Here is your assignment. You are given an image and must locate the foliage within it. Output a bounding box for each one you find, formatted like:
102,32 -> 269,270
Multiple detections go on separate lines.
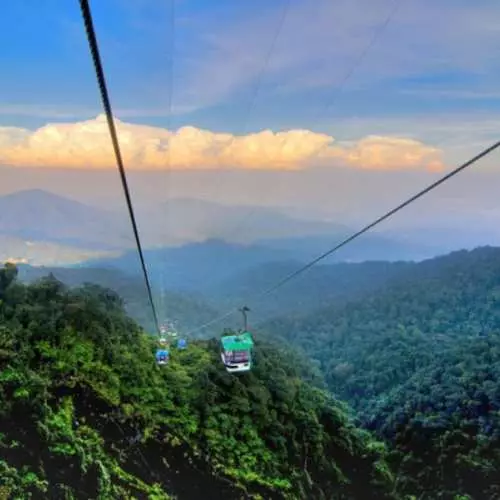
17,264 -> 220,336
208,259 -> 413,321
263,246 -> 500,499
363,333 -> 500,499
0,262 -> 395,499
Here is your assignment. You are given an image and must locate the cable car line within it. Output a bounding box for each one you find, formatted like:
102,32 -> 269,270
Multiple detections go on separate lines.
79,0 -> 161,336
186,136 -> 500,336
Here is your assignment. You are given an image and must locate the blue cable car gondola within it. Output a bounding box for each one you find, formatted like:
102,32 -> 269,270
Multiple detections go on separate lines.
156,349 -> 169,365
177,338 -> 187,349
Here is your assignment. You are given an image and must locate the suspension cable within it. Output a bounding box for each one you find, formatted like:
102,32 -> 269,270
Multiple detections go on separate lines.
79,0 -> 161,335
186,137 -> 500,335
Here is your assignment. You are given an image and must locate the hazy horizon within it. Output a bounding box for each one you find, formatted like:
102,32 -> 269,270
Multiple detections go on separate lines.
1,165 -> 499,234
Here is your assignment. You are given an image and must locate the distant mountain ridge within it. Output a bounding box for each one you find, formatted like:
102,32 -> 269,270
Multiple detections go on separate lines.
1,189 -> 353,249
144,197 -> 352,244
257,233 -> 440,262
0,189 -> 130,250
84,239 -> 296,291
0,189 -> 445,265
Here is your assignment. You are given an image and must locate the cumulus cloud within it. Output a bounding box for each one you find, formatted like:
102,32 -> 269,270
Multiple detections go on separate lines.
0,115 -> 444,171
326,136 -> 445,171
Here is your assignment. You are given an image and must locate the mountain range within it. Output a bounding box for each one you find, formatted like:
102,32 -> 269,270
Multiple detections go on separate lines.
0,188 -> 469,268
4,240 -> 500,498
0,189 -> 353,249
0,189 -> 129,250
16,250 -> 418,333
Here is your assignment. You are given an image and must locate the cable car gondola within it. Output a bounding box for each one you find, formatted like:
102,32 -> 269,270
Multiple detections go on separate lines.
156,349 -> 169,365
220,331 -> 254,373
220,306 -> 254,373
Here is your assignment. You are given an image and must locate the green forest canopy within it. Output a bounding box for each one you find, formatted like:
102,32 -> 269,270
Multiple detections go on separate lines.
262,246 -> 500,499
4,246 -> 500,498
0,262 -> 395,499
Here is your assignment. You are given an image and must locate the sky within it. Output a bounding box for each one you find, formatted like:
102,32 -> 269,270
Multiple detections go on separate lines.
1,0 -> 500,235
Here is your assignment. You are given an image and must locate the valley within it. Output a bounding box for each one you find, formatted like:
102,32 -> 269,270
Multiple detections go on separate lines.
2,187 -> 500,499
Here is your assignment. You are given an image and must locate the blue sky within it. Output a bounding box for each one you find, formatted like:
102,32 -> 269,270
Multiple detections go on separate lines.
1,0 -> 500,194
2,0 -> 500,139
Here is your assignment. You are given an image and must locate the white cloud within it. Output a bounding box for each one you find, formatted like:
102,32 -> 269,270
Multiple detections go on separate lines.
0,115 -> 444,171
326,135 -> 444,171
323,113 -> 500,168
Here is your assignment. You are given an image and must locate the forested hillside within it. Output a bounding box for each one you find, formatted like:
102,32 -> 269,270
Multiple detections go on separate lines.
0,263 -> 396,499
17,264 -> 220,336
264,247 -> 500,405
209,259 -> 413,319
364,333 -> 500,499
263,246 -> 500,499
17,257 -> 415,331
5,246 -> 500,499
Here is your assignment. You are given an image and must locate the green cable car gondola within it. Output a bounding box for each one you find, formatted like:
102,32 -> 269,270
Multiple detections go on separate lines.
220,331 -> 254,373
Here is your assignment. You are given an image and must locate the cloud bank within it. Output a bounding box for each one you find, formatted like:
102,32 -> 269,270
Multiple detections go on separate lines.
0,115 -> 444,171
